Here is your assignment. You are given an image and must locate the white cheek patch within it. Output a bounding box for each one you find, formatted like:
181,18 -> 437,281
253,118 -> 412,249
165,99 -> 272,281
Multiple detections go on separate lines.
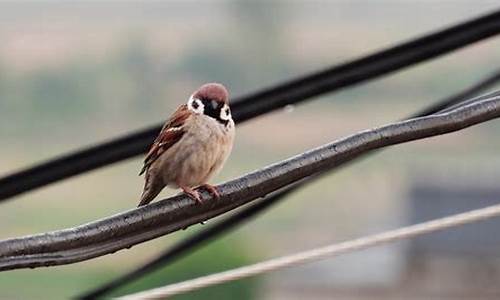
219,104 -> 231,121
187,96 -> 204,114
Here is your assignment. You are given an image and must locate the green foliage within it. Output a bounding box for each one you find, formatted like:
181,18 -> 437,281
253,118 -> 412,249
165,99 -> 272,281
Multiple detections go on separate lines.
23,68 -> 98,116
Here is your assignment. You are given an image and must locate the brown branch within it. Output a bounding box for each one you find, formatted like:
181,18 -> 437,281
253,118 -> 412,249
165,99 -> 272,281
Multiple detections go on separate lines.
1,93 -> 500,271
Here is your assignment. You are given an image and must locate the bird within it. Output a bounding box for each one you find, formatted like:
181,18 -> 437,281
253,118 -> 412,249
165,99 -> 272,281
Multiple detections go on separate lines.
137,83 -> 235,207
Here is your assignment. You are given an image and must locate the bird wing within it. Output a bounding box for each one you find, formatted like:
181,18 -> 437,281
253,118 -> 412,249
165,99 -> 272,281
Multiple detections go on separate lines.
139,104 -> 190,175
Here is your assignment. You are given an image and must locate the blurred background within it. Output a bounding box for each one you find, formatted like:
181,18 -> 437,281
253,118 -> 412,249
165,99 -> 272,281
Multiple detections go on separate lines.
1,1 -> 500,299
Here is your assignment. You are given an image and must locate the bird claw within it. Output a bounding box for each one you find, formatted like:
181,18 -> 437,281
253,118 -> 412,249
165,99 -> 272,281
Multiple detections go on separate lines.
178,183 -> 220,204
179,186 -> 203,204
199,184 -> 220,199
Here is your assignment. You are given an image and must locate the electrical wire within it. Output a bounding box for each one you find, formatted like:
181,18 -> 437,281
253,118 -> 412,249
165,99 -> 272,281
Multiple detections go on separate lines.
1,10 -> 499,202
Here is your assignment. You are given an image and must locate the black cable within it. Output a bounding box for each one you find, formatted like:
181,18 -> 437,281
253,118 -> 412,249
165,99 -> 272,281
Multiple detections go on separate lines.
1,10 -> 500,202
412,70 -> 500,117
77,71 -> 500,299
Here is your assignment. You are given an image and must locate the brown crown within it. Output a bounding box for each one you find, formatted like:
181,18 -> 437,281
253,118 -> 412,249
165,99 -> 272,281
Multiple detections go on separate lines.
192,83 -> 229,104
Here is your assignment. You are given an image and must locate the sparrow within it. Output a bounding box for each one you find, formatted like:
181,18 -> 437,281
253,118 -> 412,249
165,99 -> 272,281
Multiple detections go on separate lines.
138,83 -> 235,207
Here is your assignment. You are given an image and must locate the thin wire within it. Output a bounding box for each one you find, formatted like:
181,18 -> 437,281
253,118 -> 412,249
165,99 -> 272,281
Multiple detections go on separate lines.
410,69 -> 500,117
1,9 -> 499,202
119,202 -> 500,299
78,70 -> 500,299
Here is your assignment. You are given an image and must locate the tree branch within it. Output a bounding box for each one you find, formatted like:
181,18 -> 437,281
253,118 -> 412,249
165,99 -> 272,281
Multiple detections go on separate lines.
1,93 -> 500,271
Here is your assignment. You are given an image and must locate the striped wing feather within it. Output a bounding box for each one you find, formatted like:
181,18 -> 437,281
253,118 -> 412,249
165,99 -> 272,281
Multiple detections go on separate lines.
139,104 -> 190,175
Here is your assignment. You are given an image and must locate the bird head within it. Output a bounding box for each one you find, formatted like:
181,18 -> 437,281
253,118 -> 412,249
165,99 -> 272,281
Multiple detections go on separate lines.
187,83 -> 231,125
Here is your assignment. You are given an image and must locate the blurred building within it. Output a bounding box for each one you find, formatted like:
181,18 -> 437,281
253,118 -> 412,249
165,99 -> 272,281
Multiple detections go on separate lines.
405,176 -> 500,299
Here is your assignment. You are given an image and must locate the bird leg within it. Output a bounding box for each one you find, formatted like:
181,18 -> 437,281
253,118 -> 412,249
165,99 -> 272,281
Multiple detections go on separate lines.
177,183 -> 202,204
198,183 -> 220,199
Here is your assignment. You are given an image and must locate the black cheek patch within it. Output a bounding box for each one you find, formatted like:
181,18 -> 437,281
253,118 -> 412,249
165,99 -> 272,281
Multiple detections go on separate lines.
201,99 -> 228,125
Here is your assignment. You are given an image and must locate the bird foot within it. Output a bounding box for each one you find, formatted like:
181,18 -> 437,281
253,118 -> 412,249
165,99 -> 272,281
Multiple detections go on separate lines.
198,184 -> 220,199
179,184 -> 203,204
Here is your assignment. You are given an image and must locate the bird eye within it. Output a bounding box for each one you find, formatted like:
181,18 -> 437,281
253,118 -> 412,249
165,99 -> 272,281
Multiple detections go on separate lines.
188,97 -> 204,114
192,100 -> 199,109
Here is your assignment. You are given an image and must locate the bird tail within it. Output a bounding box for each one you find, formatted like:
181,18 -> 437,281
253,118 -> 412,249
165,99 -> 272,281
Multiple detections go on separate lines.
138,173 -> 164,207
